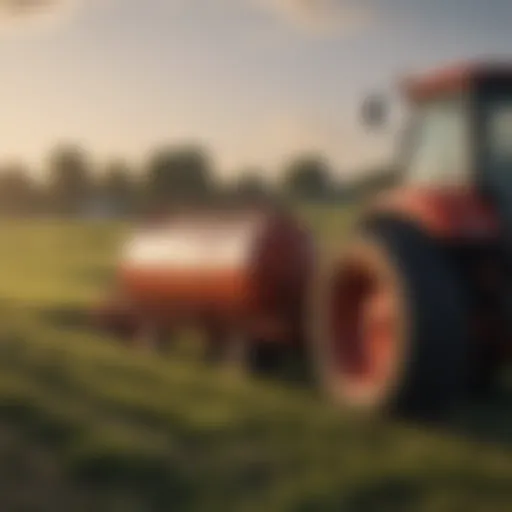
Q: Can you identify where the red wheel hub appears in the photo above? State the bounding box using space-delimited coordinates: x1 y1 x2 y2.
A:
329 260 400 399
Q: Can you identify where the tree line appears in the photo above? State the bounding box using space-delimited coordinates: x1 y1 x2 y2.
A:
0 143 396 217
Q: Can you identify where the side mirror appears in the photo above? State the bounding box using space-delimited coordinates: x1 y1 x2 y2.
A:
361 94 389 130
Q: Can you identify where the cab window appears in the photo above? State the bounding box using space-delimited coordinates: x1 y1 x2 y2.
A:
406 97 469 186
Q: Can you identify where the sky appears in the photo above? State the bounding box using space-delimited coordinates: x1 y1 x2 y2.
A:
1 0 512 182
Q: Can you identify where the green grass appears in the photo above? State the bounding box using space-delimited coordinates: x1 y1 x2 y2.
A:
0 212 510 511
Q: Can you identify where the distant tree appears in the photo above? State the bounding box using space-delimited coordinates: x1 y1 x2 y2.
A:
281 154 332 200
350 165 398 198
233 170 271 201
145 145 214 208
0 162 38 216
46 144 93 216
100 159 134 215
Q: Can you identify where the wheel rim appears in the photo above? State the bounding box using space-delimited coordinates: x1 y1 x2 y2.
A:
328 257 400 403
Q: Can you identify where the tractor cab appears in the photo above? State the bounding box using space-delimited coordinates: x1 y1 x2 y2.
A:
403 63 512 202
313 62 512 417
361 63 512 240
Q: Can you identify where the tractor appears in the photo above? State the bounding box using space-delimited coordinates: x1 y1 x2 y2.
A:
311 62 512 417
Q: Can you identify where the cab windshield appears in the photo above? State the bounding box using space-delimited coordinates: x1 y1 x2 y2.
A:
405 96 469 186
404 88 512 189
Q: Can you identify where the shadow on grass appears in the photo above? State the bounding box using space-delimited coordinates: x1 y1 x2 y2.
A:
446 388 512 448
339 473 512 512
341 476 424 512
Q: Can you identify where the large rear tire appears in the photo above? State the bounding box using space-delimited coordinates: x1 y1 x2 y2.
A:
310 220 469 418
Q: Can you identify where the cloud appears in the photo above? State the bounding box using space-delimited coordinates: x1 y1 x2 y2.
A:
0 0 69 19
0 0 82 32
247 0 374 36
0 1 373 37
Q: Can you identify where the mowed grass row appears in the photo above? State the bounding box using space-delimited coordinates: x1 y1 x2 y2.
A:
0 211 510 511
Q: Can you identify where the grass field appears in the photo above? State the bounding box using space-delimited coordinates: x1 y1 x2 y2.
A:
0 209 510 511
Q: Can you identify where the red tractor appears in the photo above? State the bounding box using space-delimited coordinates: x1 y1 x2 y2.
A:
312 62 512 417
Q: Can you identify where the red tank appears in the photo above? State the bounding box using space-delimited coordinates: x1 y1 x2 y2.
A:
99 205 315 346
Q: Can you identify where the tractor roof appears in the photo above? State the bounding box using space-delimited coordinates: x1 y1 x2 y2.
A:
403 61 512 101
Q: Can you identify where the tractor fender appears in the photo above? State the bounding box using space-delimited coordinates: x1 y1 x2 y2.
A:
360 188 500 241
